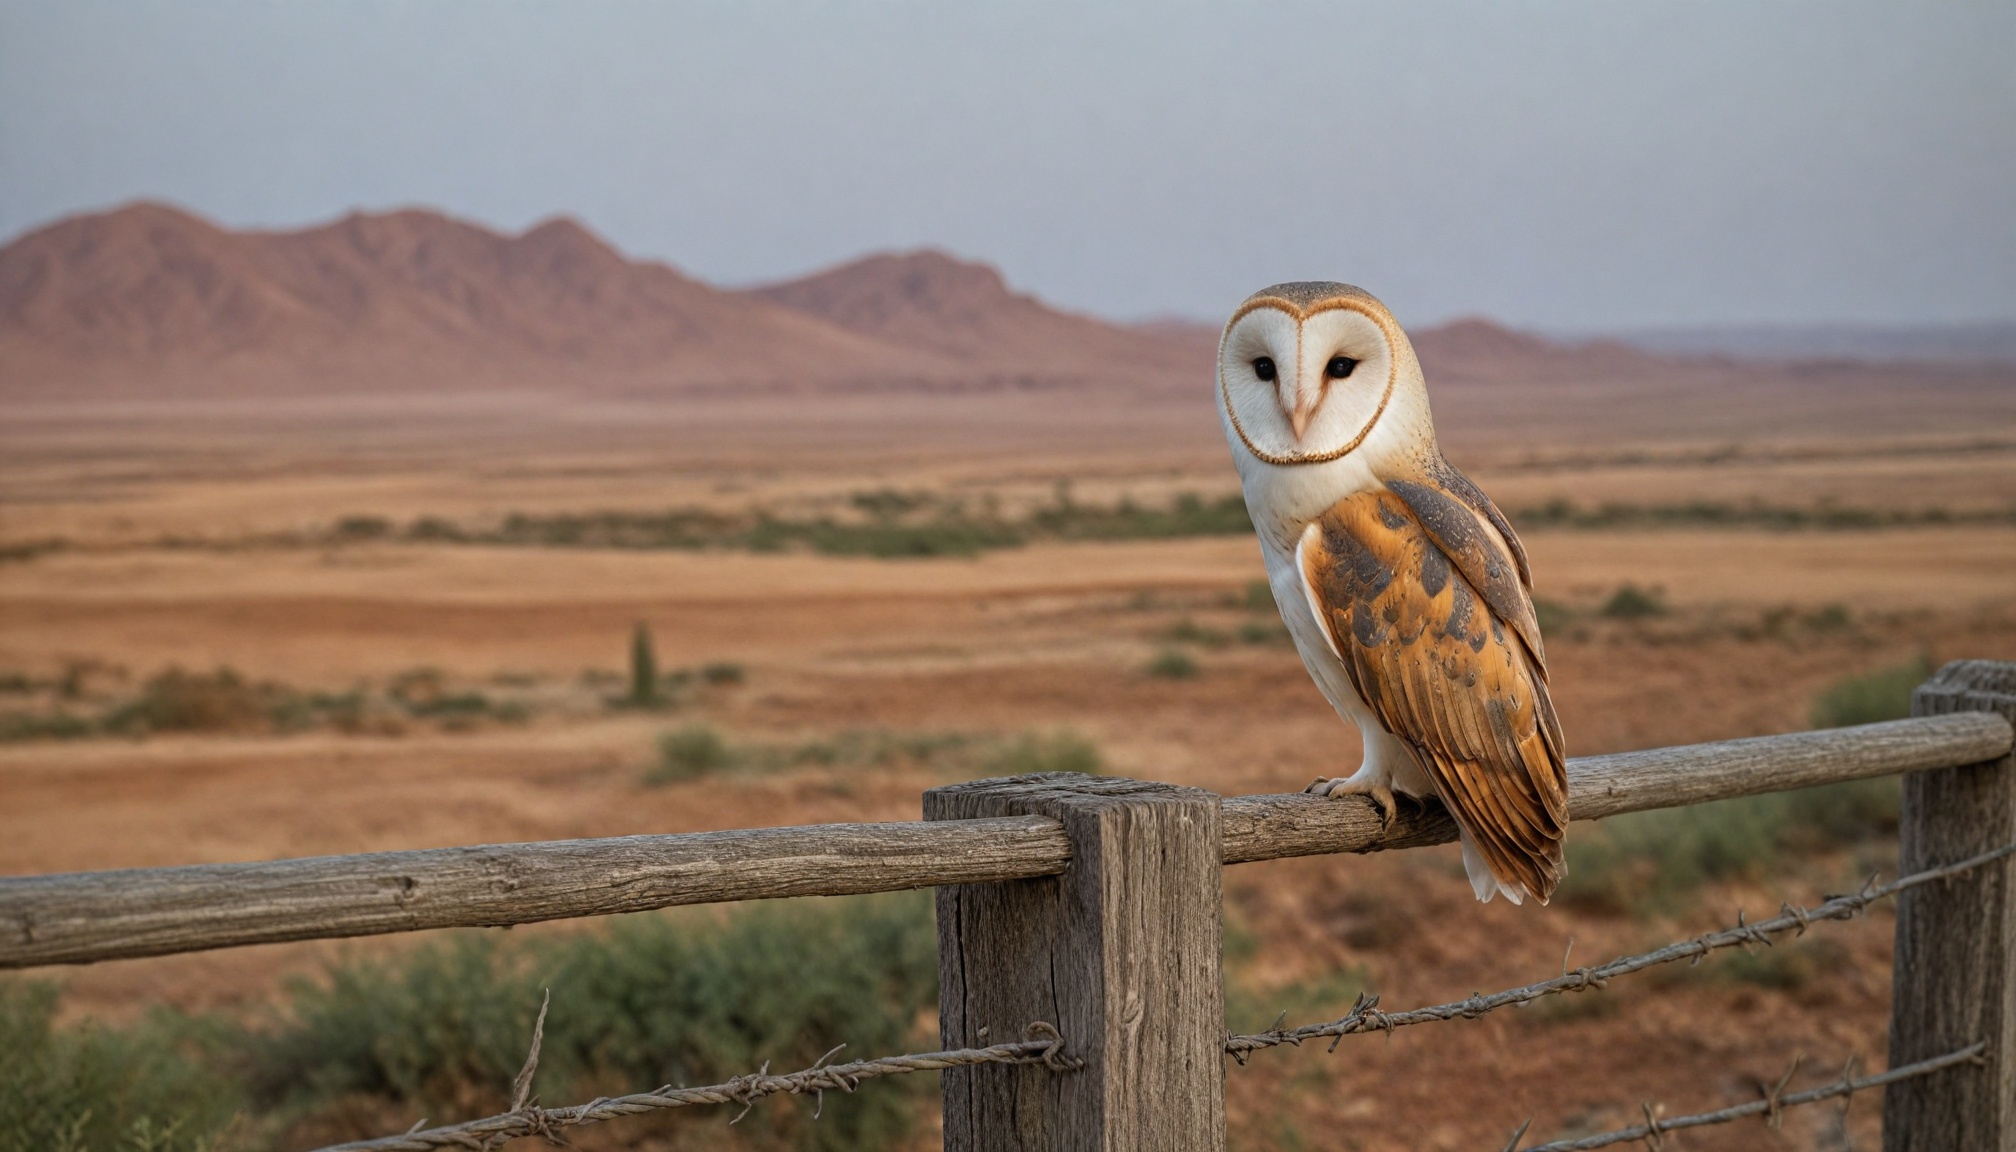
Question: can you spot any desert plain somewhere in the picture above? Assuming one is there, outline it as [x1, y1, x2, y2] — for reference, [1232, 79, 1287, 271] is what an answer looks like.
[4, 204, 2016, 1150]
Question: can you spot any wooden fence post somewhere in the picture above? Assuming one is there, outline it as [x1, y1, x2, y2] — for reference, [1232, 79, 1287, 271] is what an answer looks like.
[927, 773, 1226, 1151]
[1887, 659, 2016, 1150]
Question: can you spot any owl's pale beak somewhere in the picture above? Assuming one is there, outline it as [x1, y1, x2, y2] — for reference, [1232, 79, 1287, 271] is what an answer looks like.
[1282, 381, 1325, 442]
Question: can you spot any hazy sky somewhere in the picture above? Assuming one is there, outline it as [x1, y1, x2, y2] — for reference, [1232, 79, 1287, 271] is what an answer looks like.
[3, 1, 2012, 329]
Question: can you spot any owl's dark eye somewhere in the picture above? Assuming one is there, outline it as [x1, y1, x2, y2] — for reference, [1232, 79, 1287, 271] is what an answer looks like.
[1252, 357, 1277, 382]
[1325, 355, 1358, 380]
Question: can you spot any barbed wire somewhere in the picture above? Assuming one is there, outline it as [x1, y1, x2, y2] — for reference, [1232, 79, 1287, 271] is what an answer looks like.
[1502, 1042, 1986, 1151]
[312, 1021, 1080, 1152]
[316, 840, 2014, 1152]
[1224, 839, 2016, 1059]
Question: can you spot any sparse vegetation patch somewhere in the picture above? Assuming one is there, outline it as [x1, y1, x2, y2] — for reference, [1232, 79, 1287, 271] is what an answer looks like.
[644, 725, 1101, 786]
[1598, 584, 1666, 620]
[290, 488, 1260, 561]
[1811, 656, 1932, 728]
[1513, 499, 2016, 532]
[4, 897, 939, 1152]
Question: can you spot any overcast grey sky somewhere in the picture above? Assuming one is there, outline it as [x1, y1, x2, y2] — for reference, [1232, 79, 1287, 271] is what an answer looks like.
[2, 1, 2011, 329]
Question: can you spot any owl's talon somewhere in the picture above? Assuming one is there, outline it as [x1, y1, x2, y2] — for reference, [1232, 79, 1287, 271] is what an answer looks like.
[1304, 776, 1332, 795]
[1311, 777, 1399, 830]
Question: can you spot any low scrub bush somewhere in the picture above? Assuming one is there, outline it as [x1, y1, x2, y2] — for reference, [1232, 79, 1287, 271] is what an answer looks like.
[1236, 621, 1290, 645]
[650, 724, 740, 783]
[986, 731, 1103, 776]
[1512, 499, 2016, 532]
[1560, 775, 1900, 914]
[780, 728, 974, 771]
[248, 897, 938, 1150]
[700, 661, 747, 686]
[1811, 657, 1932, 729]
[0, 981, 242, 1152]
[1146, 648, 1199, 679]
[1225, 964, 1372, 1037]
[105, 667, 270, 733]
[646, 725, 1102, 784]
[1564, 659, 1925, 913]
[10, 900, 937, 1151]
[329, 489, 1260, 561]
[0, 712, 95, 742]
[1531, 598, 1575, 634]
[1163, 618, 1230, 648]
[1598, 584, 1665, 620]
[1241, 579, 1275, 613]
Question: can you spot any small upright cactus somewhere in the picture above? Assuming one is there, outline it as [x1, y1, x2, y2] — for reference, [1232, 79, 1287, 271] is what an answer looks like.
[629, 622, 659, 706]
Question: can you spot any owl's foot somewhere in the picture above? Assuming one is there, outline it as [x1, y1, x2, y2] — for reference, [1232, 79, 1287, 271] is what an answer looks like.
[1305, 776, 1398, 830]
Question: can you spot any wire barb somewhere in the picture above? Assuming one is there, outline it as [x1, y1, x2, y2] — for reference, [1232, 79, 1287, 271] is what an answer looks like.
[322, 840, 2016, 1152]
[1225, 839, 2016, 1057]
[311, 1021, 1079, 1152]
[1507, 1042, 1983, 1151]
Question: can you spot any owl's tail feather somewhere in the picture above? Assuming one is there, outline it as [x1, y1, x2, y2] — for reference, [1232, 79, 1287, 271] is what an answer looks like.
[1461, 831, 1533, 906]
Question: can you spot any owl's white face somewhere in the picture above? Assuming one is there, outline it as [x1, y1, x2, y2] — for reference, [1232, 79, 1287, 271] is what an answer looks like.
[1218, 300, 1401, 466]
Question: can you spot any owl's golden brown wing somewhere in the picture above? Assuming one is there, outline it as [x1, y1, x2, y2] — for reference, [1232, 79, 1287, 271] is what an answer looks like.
[1297, 485, 1567, 902]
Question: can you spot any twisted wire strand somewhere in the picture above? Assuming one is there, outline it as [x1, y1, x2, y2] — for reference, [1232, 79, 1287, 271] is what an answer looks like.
[1224, 840, 2016, 1059]
[312, 1023, 1079, 1152]
[1506, 1042, 1985, 1151]
[317, 840, 2015, 1151]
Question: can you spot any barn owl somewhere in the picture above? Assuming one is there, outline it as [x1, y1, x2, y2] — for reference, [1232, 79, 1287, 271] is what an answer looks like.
[1218, 282, 1566, 904]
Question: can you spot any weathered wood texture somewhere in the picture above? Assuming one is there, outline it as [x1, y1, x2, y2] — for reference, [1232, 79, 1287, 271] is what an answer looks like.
[1220, 711, 2014, 863]
[1886, 661, 2016, 1152]
[5, 713, 2007, 970]
[0, 817, 1070, 969]
[929, 775, 1226, 1152]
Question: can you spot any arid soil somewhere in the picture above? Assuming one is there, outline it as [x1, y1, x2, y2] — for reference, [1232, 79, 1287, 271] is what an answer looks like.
[3, 389, 2014, 1151]
[4, 202, 2015, 1150]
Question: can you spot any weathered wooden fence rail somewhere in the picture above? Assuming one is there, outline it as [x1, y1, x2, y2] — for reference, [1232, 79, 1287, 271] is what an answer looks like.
[4, 659, 2013, 1151]
[4, 710, 2006, 970]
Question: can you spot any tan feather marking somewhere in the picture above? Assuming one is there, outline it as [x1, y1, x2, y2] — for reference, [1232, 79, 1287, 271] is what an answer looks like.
[1298, 490, 1568, 902]
[1385, 475, 1546, 665]
[1427, 455, 1534, 589]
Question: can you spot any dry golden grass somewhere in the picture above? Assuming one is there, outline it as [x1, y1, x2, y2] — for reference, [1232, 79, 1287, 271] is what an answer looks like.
[3, 394, 2014, 1151]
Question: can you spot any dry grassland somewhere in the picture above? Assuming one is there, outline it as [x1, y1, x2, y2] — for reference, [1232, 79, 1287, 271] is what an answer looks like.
[3, 394, 2015, 1151]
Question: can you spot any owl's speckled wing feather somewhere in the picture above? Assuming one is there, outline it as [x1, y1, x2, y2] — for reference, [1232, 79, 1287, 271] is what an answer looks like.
[1297, 481, 1567, 901]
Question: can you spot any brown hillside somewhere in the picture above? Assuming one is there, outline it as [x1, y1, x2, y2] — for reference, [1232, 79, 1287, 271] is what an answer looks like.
[2, 202, 2011, 453]
[747, 249, 1206, 380]
[0, 202, 951, 396]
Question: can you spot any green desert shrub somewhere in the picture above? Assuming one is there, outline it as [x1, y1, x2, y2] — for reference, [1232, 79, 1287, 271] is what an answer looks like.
[780, 728, 974, 771]
[1163, 618, 1230, 648]
[1562, 657, 1930, 913]
[986, 731, 1103, 777]
[246, 897, 937, 1151]
[0, 712, 96, 742]
[1811, 657, 1932, 729]
[105, 667, 269, 733]
[1146, 648, 1199, 679]
[1598, 584, 1666, 620]
[0, 980, 242, 1152]
[649, 724, 740, 783]
[1561, 775, 1900, 914]
[700, 661, 747, 686]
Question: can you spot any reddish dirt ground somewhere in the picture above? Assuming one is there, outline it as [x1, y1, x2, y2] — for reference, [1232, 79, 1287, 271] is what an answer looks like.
[2, 411, 2013, 1150]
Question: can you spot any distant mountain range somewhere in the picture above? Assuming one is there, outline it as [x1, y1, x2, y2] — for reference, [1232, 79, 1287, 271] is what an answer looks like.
[0, 203, 1206, 398]
[1597, 323, 2016, 366]
[1, 201, 1679, 400]
[3, 204, 2011, 453]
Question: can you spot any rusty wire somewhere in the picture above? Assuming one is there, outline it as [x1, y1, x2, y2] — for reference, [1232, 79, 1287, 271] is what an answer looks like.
[1503, 1042, 1986, 1151]
[1224, 839, 2016, 1060]
[316, 840, 2014, 1151]
[310, 1022, 1081, 1152]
